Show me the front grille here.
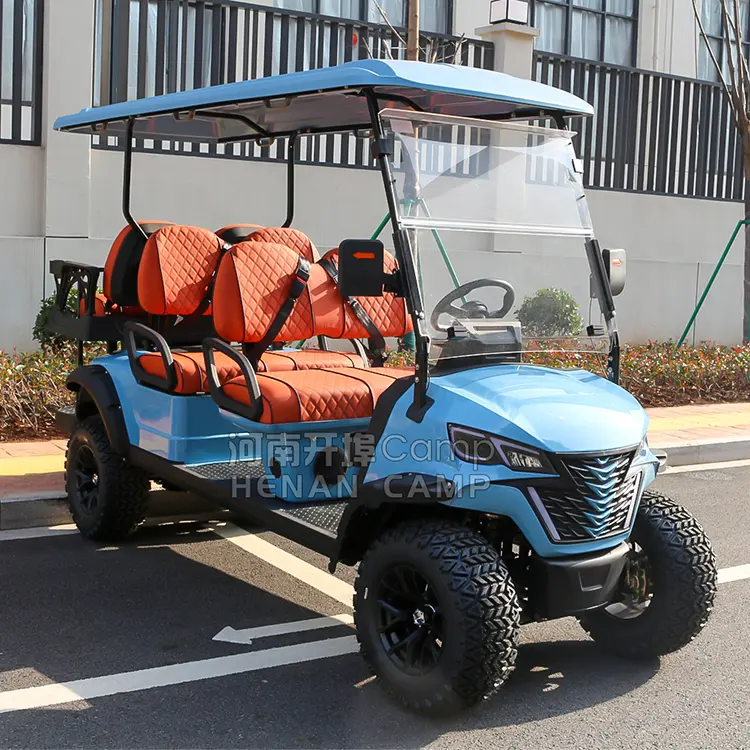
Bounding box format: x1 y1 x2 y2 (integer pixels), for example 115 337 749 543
530 450 640 542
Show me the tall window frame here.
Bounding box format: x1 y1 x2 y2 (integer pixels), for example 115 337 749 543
698 0 750 82
531 0 639 67
274 0 453 35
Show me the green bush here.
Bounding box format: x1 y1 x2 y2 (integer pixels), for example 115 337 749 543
516 288 583 338
33 292 76 353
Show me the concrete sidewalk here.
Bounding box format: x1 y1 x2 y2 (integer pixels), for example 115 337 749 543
1 402 749 529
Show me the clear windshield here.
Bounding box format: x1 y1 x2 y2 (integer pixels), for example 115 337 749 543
382 110 608 368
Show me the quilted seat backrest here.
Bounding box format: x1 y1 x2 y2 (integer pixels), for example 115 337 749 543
320 248 412 339
212 240 412 344
137 225 226 316
247 227 320 262
215 224 264 245
104 221 174 307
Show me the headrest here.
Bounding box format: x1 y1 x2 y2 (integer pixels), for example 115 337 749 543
137 225 225 316
104 221 174 306
247 227 319 262
215 224 264 244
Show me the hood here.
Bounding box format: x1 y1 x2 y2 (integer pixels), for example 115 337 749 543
431 365 647 453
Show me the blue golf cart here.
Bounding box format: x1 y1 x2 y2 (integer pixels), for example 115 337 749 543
48 60 717 715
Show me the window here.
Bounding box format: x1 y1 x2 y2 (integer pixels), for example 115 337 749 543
274 0 451 34
532 0 638 67
698 0 750 82
1 0 37 103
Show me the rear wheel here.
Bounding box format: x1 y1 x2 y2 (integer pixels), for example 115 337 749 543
579 490 717 659
354 519 520 715
66 415 150 541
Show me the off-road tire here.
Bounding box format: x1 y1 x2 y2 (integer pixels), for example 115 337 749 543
579 490 717 659
66 415 150 541
354 519 520 715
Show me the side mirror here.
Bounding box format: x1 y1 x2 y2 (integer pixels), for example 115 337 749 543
338 239 385 297
604 248 626 296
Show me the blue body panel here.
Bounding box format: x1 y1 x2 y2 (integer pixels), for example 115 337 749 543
97 355 656 556
54 60 593 136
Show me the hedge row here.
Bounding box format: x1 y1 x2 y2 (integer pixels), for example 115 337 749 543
2 342 749 442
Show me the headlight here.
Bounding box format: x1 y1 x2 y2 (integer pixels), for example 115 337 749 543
448 424 555 474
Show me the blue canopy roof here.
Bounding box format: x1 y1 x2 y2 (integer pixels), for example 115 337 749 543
54 59 593 140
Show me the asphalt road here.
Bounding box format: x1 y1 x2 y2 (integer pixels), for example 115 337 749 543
0 464 748 749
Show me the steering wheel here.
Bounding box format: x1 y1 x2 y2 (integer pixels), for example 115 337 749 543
430 279 516 333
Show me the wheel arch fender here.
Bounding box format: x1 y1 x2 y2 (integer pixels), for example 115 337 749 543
66 365 130 455
334 474 457 568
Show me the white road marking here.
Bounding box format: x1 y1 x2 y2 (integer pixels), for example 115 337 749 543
718 564 750 584
663 458 750 474
0 524 78 542
208 522 354 607
213 614 354 645
0 635 359 713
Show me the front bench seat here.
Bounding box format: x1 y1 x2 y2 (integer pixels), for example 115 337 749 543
208 240 413 422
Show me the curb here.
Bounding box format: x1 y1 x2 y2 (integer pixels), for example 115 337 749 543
656 437 750 468
0 490 221 531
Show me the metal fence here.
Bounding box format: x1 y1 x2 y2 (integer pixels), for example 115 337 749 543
0 0 43 145
93 0 494 167
536 52 744 202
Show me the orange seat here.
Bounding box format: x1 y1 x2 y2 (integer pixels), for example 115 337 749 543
215 224 264 244
138 348 367 395
223 366 414 424
210 240 413 421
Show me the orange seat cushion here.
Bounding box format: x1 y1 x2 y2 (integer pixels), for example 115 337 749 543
138 349 369 395
258 350 365 372
139 350 241 394
222 367 414 424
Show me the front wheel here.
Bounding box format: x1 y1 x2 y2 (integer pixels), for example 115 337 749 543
354 520 520 715
579 490 717 659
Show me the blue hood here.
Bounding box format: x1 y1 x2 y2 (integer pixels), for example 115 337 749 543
432 365 647 453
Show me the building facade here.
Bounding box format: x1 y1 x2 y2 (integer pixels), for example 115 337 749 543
0 0 745 350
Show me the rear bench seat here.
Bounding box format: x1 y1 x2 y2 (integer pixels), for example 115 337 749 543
81 221 174 317
133 226 370 393
209 239 413 423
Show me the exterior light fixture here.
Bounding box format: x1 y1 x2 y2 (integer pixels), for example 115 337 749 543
489 0 530 25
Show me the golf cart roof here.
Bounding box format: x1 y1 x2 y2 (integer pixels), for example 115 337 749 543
53 59 593 141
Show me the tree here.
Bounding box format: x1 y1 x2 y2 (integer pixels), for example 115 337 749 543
691 0 750 343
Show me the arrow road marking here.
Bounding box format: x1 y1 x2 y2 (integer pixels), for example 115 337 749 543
213 614 354 646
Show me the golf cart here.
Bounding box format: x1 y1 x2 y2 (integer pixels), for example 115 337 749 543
49 60 717 715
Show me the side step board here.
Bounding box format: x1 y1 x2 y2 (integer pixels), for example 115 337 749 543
130 449 349 559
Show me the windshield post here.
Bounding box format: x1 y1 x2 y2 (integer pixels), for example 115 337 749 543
122 118 148 242
365 91 430 412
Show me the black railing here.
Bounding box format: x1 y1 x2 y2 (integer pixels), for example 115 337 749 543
0 0 44 145
536 53 744 201
93 0 494 168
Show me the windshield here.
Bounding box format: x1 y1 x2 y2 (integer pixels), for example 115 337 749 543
382 110 608 369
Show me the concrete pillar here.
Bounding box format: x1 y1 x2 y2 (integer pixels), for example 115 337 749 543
41 0 95 238
475 22 540 79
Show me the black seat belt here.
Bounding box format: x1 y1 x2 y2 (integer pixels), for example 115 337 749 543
176 240 232 327
247 256 312 367
319 256 387 365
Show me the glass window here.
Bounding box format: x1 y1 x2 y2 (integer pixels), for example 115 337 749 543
275 1 449 33
533 0 638 66
698 0 750 82
1 0 37 102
